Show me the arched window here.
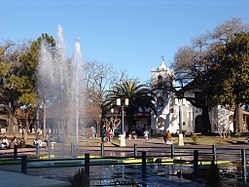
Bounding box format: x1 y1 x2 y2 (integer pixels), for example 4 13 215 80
158 75 163 88
157 97 164 107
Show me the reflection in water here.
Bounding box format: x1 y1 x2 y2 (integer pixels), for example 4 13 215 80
1 162 245 186
26 164 205 186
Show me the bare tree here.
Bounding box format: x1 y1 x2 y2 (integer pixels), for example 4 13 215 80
84 60 128 105
83 60 128 136
103 116 121 135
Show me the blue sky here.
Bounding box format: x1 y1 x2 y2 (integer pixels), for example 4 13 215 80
1 0 249 82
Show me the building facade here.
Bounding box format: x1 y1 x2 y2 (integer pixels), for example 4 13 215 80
150 58 200 135
149 58 248 135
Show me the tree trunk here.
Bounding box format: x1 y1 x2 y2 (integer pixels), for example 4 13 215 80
126 108 135 134
7 114 18 135
23 119 32 141
234 104 244 132
201 107 211 135
23 127 28 141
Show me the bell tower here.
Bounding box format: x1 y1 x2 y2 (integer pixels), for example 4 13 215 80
151 57 176 134
151 56 173 107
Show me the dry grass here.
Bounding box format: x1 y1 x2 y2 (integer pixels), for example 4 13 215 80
88 134 249 146
173 135 248 145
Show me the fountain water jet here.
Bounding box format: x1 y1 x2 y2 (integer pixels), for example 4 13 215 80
37 25 85 149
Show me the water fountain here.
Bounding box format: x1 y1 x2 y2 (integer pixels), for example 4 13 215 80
37 25 85 155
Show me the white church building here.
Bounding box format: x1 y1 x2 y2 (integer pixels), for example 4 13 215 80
149 58 240 135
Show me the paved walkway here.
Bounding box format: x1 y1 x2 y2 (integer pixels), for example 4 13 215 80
0 170 71 187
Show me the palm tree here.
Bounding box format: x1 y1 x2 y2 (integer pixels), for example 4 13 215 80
107 79 157 133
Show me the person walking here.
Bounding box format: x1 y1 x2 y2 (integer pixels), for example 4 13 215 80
1 136 9 148
166 130 173 144
144 130 149 140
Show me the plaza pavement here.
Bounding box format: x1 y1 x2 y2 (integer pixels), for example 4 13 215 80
0 170 71 187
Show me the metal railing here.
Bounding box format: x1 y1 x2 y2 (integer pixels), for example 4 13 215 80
1 143 248 183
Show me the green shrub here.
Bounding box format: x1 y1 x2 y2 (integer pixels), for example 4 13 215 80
205 160 221 187
191 133 198 143
70 168 88 187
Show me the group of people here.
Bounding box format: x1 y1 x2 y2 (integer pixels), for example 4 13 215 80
0 136 18 149
104 128 150 141
128 131 137 139
103 127 174 143
127 130 149 140
33 132 46 147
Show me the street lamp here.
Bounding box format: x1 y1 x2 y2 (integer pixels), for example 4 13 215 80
116 98 129 147
100 109 106 143
175 98 186 146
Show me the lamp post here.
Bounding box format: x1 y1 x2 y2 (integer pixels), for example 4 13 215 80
175 98 186 146
100 110 106 143
116 98 129 147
